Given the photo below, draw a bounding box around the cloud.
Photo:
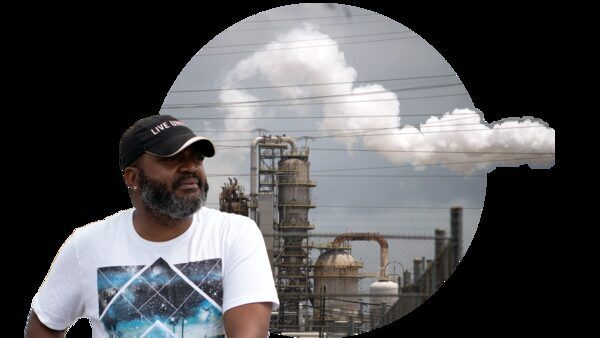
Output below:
[218,26,555,181]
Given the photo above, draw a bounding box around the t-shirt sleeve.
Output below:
[31,232,84,330]
[222,216,279,313]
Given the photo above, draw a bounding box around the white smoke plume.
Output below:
[219,25,555,175]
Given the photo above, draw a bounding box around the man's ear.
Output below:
[123,166,140,190]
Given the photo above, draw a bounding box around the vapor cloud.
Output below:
[220,26,555,174]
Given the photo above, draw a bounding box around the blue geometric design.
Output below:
[97,257,224,338]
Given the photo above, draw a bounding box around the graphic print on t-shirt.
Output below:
[97,257,223,337]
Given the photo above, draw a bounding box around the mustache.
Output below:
[173,173,208,192]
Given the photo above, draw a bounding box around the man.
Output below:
[26,115,278,337]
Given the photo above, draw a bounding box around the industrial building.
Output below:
[218,135,463,336]
[219,177,249,216]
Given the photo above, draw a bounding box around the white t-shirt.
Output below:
[31,207,279,337]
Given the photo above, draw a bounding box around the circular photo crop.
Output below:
[160,3,555,336]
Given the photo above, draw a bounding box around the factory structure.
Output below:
[219,135,464,336]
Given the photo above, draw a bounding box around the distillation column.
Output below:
[276,147,316,327]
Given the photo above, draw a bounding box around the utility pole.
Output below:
[319,285,326,338]
[379,302,387,327]
[359,302,364,332]
[348,316,355,336]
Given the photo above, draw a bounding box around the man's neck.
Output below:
[131,207,194,242]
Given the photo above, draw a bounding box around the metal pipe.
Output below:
[250,136,262,206]
[331,232,389,280]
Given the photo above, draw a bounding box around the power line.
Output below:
[190,116,480,133]
[301,303,380,321]
[309,156,553,173]
[205,156,552,176]
[208,125,550,142]
[318,174,486,178]
[181,113,469,121]
[205,30,411,49]
[191,110,486,120]
[197,35,418,57]
[190,118,474,133]
[315,121,490,138]
[317,125,551,138]
[164,93,468,110]
[307,148,554,155]
[163,83,463,109]
[191,116,479,133]
[313,217,448,222]
[181,115,400,120]
[223,18,393,32]
[234,13,378,24]
[168,74,456,93]
[309,205,482,210]
[314,220,448,224]
[213,145,555,155]
[207,157,551,176]
[204,202,481,210]
[325,297,381,306]
[302,302,380,318]
[208,173,487,178]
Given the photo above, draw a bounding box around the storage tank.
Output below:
[314,250,362,325]
[369,280,399,330]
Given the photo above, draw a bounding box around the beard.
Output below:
[137,168,209,220]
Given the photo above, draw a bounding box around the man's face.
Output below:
[136,147,209,220]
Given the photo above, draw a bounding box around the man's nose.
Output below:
[179,155,202,172]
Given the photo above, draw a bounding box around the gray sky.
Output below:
[160,4,555,289]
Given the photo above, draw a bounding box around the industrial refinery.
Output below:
[219,135,463,337]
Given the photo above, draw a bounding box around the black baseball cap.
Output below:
[119,115,215,170]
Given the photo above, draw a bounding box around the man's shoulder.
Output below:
[72,208,133,242]
[199,207,256,227]
[197,208,263,250]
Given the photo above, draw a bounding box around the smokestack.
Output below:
[451,207,463,268]
[426,259,433,269]
[413,258,422,281]
[403,270,411,287]
[434,228,446,257]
